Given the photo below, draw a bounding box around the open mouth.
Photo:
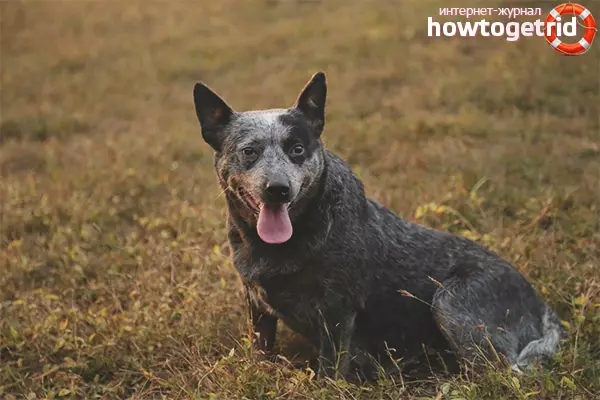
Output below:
[237,187,261,213]
[236,187,293,244]
[237,187,293,213]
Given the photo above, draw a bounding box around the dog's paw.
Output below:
[252,349,277,362]
[511,364,524,375]
[511,360,544,376]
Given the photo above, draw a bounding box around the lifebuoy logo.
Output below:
[545,3,596,55]
[429,4,597,56]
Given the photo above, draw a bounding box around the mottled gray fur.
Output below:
[193,72,562,380]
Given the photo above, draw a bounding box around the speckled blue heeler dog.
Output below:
[192,72,562,380]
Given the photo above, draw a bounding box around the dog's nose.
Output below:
[265,181,290,203]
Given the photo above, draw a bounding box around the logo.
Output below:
[545,3,597,55]
[429,5,596,55]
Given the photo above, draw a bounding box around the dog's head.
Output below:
[193,72,327,244]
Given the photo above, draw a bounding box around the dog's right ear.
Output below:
[193,83,234,151]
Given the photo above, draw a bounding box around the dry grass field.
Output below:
[1,0,599,398]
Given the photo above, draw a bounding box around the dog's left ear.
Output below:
[294,72,327,135]
[193,82,234,151]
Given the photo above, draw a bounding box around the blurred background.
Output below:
[1,0,599,398]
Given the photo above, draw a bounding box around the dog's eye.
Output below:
[291,144,304,156]
[242,147,256,157]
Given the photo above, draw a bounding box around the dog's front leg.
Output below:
[245,286,277,353]
[317,307,356,379]
[250,301,277,352]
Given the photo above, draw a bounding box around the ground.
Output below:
[1,0,599,398]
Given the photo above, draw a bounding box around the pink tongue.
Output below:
[257,203,292,244]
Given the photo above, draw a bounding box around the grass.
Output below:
[1,0,599,398]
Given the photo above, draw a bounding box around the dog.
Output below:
[192,72,562,380]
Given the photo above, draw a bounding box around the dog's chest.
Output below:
[234,248,324,330]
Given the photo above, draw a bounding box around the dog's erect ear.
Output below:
[193,82,234,151]
[294,72,327,134]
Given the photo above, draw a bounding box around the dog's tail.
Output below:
[513,307,562,371]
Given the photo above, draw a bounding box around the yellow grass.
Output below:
[1,0,599,398]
